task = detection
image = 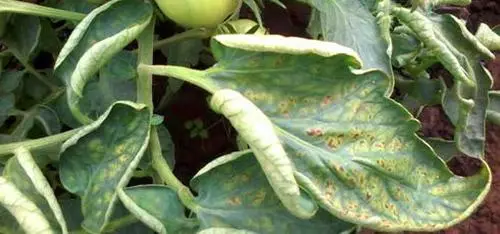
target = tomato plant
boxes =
[0,0,499,233]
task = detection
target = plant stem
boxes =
[136,18,199,211]
[0,0,85,21]
[21,61,60,92]
[152,28,213,50]
[138,64,215,93]
[0,128,81,157]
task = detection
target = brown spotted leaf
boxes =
[164,35,491,231]
[59,101,151,233]
[190,151,356,233]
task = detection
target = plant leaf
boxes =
[54,0,152,123]
[2,14,41,62]
[301,0,393,77]
[487,91,500,126]
[1,147,68,233]
[198,228,258,234]
[392,8,494,158]
[118,185,198,234]
[0,177,52,234]
[476,23,500,51]
[210,89,317,219]
[191,151,355,233]
[169,34,491,231]
[59,101,151,233]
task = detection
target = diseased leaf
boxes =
[1,147,68,233]
[392,8,494,158]
[302,0,393,77]
[191,151,355,233]
[210,89,317,219]
[118,185,198,234]
[59,101,151,233]
[166,35,491,231]
[54,0,152,123]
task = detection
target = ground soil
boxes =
[160,0,500,233]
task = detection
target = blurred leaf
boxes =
[2,14,41,63]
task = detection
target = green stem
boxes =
[21,61,60,92]
[139,64,215,93]
[0,128,81,157]
[152,28,213,50]
[0,0,85,21]
[136,18,199,211]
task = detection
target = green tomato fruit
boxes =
[155,0,239,28]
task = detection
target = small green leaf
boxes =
[191,151,355,233]
[151,115,164,126]
[118,185,198,234]
[59,101,151,233]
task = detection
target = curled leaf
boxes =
[210,89,317,219]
